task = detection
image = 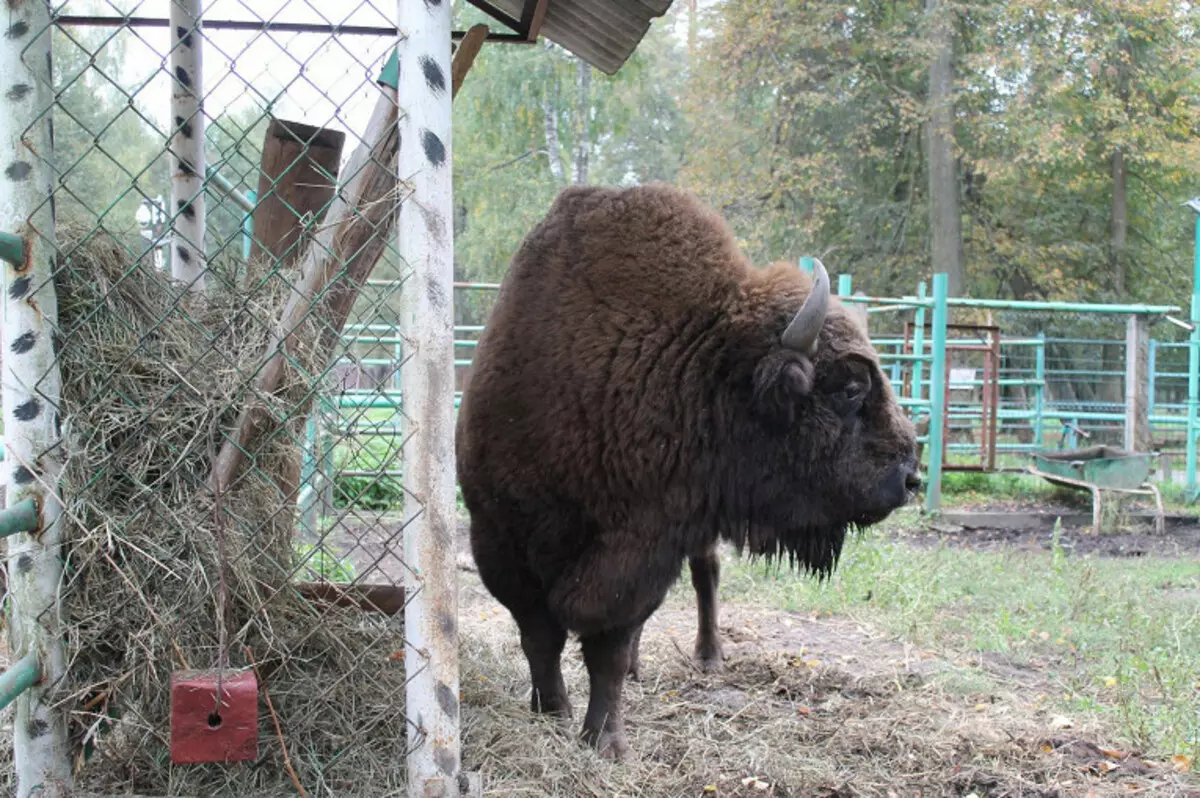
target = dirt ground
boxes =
[448,516,1200,797]
[456,568,1198,797]
[894,518,1200,559]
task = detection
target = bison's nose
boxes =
[905,469,922,492]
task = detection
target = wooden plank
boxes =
[295,582,406,615]
[452,24,490,98]
[250,119,346,270]
[520,0,550,41]
[210,86,399,493]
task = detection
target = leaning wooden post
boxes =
[168,0,207,291]
[396,0,461,795]
[0,3,73,794]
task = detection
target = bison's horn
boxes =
[781,259,830,354]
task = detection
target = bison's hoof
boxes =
[694,640,725,673]
[530,693,573,719]
[626,662,641,682]
[592,729,632,763]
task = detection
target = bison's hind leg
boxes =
[580,627,636,762]
[517,604,572,718]
[689,546,725,673]
[468,514,572,719]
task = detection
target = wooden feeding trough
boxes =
[1027,445,1165,534]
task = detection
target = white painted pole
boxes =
[0,3,73,796]
[168,0,207,291]
[396,0,461,795]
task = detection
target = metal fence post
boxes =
[1188,289,1200,498]
[0,2,73,793]
[396,0,462,795]
[1034,331,1046,449]
[925,273,949,512]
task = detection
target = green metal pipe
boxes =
[799,257,814,274]
[206,166,255,213]
[925,274,949,513]
[241,188,256,260]
[0,499,38,538]
[1034,332,1046,449]
[1188,290,1200,498]
[840,292,1179,316]
[1148,339,1157,417]
[0,231,22,266]
[0,654,41,713]
[837,273,852,297]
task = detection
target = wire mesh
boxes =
[1,3,458,795]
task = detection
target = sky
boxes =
[63,0,699,152]
[63,0,418,144]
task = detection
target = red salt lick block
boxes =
[170,669,259,764]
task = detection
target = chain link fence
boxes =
[2,1,465,795]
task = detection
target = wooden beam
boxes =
[520,0,550,41]
[452,24,489,98]
[462,0,522,33]
[250,119,345,270]
[295,582,406,615]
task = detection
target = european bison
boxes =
[456,183,919,760]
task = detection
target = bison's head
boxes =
[731,260,919,573]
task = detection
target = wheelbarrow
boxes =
[1026,445,1165,534]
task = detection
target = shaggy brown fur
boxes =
[456,183,918,760]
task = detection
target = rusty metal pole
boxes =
[0,2,73,795]
[396,0,462,795]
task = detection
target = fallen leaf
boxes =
[389,651,405,661]
[796,706,811,716]
[1100,747,1125,759]
[703,786,717,793]
[974,703,988,712]
[1104,677,1118,687]
[1050,715,1074,729]
[1098,761,1119,773]
[1173,754,1193,773]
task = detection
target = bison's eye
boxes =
[831,381,867,417]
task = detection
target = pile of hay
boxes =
[11,224,412,796]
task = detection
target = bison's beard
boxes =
[726,521,855,579]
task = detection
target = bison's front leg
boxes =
[580,627,636,761]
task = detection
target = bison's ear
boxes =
[753,350,814,424]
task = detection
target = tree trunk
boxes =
[0,2,73,794]
[687,0,698,58]
[1110,147,1128,295]
[168,0,206,292]
[925,0,965,296]
[541,42,567,184]
[572,58,592,184]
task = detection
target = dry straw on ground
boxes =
[0,223,411,797]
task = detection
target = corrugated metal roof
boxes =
[489,0,675,75]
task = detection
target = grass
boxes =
[716,511,1200,761]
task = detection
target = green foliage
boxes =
[680,0,1200,305]
[332,435,405,511]
[294,541,357,583]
